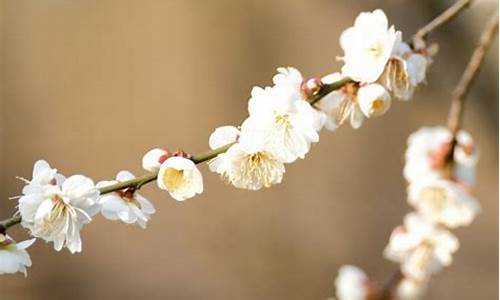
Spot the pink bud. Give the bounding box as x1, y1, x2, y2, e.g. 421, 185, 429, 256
300, 77, 323, 99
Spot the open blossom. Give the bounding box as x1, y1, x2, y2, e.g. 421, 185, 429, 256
18, 161, 100, 253
246, 67, 325, 163
340, 9, 399, 83
318, 73, 391, 130
97, 171, 155, 228
211, 119, 285, 190
208, 126, 240, 175
157, 156, 203, 201
408, 178, 480, 228
21, 160, 64, 195
384, 213, 459, 281
0, 234, 35, 276
382, 36, 429, 101
335, 265, 376, 300
404, 127, 479, 187
142, 148, 170, 172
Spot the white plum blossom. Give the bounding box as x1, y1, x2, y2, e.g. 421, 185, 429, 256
157, 156, 203, 201
357, 83, 392, 118
318, 73, 391, 130
407, 178, 480, 228
381, 36, 430, 101
20, 160, 64, 195
208, 126, 240, 175
246, 67, 325, 163
340, 9, 399, 83
0, 234, 35, 276
96, 171, 155, 228
384, 213, 459, 281
404, 127, 479, 187
142, 148, 170, 172
318, 73, 364, 130
18, 162, 100, 253
211, 119, 285, 190
335, 265, 375, 300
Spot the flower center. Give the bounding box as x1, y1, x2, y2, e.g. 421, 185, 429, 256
368, 42, 384, 58
162, 168, 185, 191
371, 99, 384, 112
275, 114, 292, 130
413, 242, 434, 274
48, 195, 71, 224
235, 151, 282, 189
420, 186, 448, 212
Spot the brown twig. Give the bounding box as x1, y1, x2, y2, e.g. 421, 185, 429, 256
447, 12, 499, 136
376, 269, 404, 300
414, 0, 473, 46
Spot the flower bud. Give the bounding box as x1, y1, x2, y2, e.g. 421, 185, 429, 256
357, 83, 391, 118
142, 148, 171, 172
300, 77, 323, 99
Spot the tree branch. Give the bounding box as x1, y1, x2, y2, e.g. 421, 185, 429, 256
414, 0, 473, 44
376, 269, 404, 300
0, 0, 475, 232
447, 12, 498, 136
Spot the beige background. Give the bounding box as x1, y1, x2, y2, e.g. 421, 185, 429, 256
0, 0, 498, 299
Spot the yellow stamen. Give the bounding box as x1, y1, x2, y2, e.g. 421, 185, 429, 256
163, 168, 185, 191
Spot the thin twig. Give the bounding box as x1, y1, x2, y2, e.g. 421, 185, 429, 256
0, 0, 474, 232
447, 12, 499, 136
414, 0, 473, 44
377, 269, 404, 300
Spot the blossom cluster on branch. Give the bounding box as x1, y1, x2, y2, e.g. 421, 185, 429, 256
333, 127, 480, 300
0, 5, 486, 300
331, 4, 500, 299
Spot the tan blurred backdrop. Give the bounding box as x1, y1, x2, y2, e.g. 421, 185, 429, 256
0, 0, 498, 299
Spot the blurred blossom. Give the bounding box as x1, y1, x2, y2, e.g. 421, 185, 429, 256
0, 234, 35, 277
384, 213, 459, 281
407, 178, 480, 228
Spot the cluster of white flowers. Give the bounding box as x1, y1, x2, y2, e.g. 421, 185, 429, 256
383, 126, 480, 298
0, 9, 438, 278
332, 128, 480, 300
319, 9, 433, 130
0, 160, 157, 276
142, 9, 432, 199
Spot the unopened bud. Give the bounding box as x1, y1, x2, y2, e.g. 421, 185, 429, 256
142, 148, 171, 172
300, 77, 323, 99
172, 149, 192, 159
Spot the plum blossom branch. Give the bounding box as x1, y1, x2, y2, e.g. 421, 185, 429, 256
0, 0, 475, 235
333, 5, 497, 300
374, 12, 497, 300
99, 142, 237, 194
376, 270, 404, 300
447, 12, 499, 136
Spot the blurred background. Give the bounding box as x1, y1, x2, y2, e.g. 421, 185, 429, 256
0, 0, 498, 299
